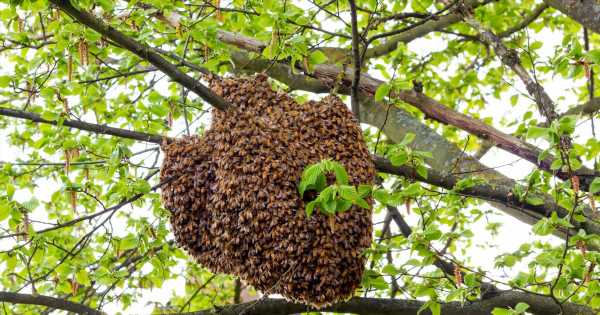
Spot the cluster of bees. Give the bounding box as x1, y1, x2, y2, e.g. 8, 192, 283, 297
160, 74, 375, 306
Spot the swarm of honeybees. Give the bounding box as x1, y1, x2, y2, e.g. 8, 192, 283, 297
160, 74, 375, 306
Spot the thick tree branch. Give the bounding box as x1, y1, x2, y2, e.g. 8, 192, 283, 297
0, 291, 103, 315
179, 295, 593, 315
374, 156, 600, 236
394, 90, 598, 190
49, 0, 230, 111
562, 97, 600, 117
147, 1, 587, 191
305, 63, 598, 190
544, 0, 600, 35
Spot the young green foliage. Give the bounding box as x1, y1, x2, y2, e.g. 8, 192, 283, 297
298, 159, 371, 217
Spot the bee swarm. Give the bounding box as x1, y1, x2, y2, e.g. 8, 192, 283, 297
160, 74, 375, 306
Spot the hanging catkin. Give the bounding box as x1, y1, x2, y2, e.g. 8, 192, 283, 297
160, 74, 374, 306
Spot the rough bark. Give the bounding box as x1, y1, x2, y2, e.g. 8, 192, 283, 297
0, 291, 103, 315
545, 0, 600, 35
179, 295, 593, 315
374, 156, 600, 236
562, 97, 600, 117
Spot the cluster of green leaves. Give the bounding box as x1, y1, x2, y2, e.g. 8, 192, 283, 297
511, 169, 549, 206
527, 115, 584, 169
385, 133, 431, 178
298, 159, 371, 217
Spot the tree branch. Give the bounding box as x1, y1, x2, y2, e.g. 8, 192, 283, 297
562, 97, 600, 117
0, 291, 103, 315
0, 106, 164, 144
463, 13, 559, 123
48, 0, 230, 111
0, 170, 161, 240
496, 3, 548, 38
374, 156, 600, 237
348, 0, 362, 119
363, 0, 491, 59
393, 89, 598, 190
178, 294, 593, 315
544, 0, 600, 35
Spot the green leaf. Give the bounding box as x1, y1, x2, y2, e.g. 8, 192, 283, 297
557, 115, 577, 135
306, 200, 317, 217
491, 308, 514, 315
514, 302, 529, 313
302, 163, 322, 186
314, 173, 327, 192
533, 218, 554, 236
550, 158, 563, 170
382, 264, 399, 275
0, 75, 11, 88
424, 227, 442, 241
308, 50, 328, 65
401, 183, 421, 197
120, 235, 138, 250
527, 126, 549, 139
321, 199, 337, 215
587, 49, 600, 64
373, 188, 390, 204
0, 200, 10, 221
97, 0, 113, 11
375, 83, 391, 101
336, 199, 353, 212
357, 184, 372, 197
332, 164, 349, 185
526, 196, 544, 206
389, 151, 409, 166
75, 269, 91, 286
510, 94, 519, 106
400, 133, 415, 146
339, 185, 359, 201
354, 197, 370, 209
21, 198, 39, 211
590, 177, 600, 194
429, 301, 441, 315
415, 165, 428, 178
133, 180, 151, 194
